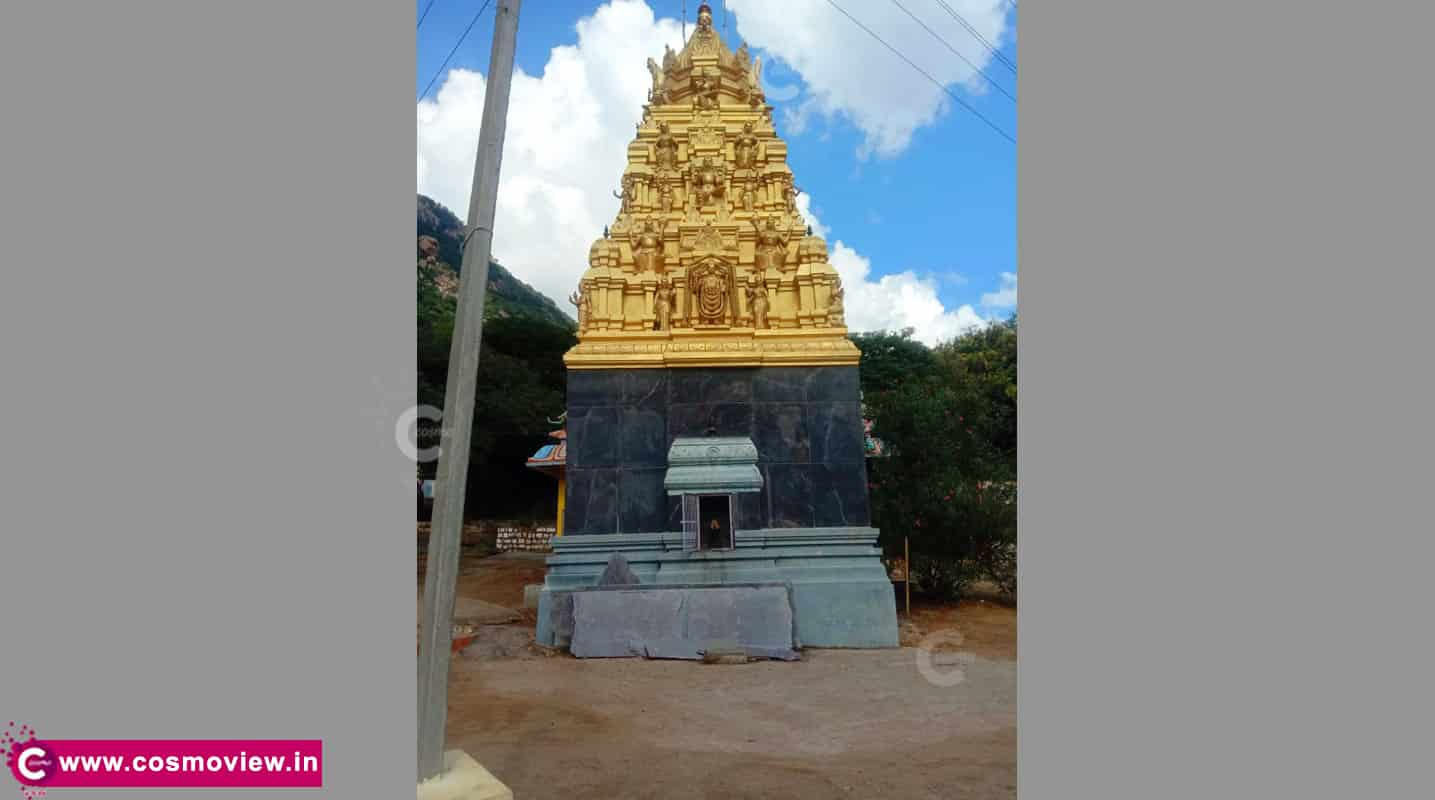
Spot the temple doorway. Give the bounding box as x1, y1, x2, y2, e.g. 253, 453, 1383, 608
699, 494, 733, 550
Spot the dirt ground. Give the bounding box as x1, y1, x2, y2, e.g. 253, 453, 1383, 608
420, 545, 1016, 799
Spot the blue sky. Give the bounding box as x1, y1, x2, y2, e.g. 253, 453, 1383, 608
416, 0, 1016, 343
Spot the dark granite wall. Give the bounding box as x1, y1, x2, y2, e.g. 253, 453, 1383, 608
564, 366, 871, 534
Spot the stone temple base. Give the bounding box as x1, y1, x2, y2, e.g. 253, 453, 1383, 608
536, 527, 899, 650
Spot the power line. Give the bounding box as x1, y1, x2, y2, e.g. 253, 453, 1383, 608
417, 0, 438, 31
890, 0, 1014, 104
934, 0, 1017, 74
418, 0, 494, 102
823, 0, 1015, 145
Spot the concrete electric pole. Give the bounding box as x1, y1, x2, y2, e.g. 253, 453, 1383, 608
417, 0, 522, 783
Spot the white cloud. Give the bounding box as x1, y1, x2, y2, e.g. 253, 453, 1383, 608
981, 271, 1017, 310
417, 0, 684, 306
726, 0, 1012, 158
416, 0, 1012, 344
796, 198, 998, 346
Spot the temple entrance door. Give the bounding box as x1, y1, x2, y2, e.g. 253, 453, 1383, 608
698, 494, 733, 550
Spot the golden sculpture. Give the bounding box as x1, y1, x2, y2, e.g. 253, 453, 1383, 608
655, 275, 676, 331
653, 122, 678, 172
827, 279, 846, 327
735, 122, 760, 169
693, 69, 721, 112
614, 174, 637, 213
658, 179, 675, 214
629, 219, 667, 273
568, 288, 590, 333
753, 216, 792, 272
564, 2, 857, 369
689, 156, 726, 209
746, 271, 770, 330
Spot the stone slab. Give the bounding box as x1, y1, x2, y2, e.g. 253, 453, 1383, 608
536, 527, 899, 649
569, 584, 794, 659
417, 751, 512, 800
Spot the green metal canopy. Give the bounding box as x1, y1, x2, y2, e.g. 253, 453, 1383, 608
663, 436, 764, 495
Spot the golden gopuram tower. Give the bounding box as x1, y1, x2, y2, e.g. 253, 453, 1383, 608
537, 4, 899, 655
563, 3, 857, 369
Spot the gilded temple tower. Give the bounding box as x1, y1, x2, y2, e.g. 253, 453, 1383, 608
537, 5, 897, 654
563, 4, 853, 365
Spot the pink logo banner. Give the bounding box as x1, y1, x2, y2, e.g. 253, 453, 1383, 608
7, 738, 322, 790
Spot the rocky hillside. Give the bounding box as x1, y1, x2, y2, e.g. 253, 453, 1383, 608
417, 194, 574, 328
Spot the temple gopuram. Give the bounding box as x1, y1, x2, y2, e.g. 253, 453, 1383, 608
535, 5, 898, 654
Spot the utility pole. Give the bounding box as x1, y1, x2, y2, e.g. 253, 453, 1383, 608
417, 0, 522, 783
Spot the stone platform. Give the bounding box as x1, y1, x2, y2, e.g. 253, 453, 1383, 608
568, 583, 796, 659
536, 527, 899, 650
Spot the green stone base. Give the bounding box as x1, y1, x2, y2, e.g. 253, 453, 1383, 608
535, 527, 899, 649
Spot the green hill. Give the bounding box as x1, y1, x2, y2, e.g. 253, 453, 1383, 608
417, 194, 574, 327
416, 194, 576, 519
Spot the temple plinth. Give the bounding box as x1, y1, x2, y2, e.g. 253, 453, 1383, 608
537, 4, 898, 653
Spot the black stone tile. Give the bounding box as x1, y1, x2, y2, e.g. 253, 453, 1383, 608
619, 468, 668, 534
812, 463, 871, 527
565, 468, 618, 535
752, 367, 812, 403
622, 370, 668, 409
754, 403, 810, 464
620, 407, 668, 468
736, 491, 765, 531
808, 366, 861, 404
567, 370, 621, 408
666, 495, 683, 531
669, 368, 754, 404
809, 401, 865, 464
668, 402, 753, 439
568, 406, 620, 467
767, 464, 815, 528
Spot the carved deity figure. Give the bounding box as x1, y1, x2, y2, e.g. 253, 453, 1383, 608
698, 270, 727, 324
746, 272, 770, 329
827, 280, 846, 327
752, 216, 792, 272
654, 276, 676, 331
693, 69, 720, 112
613, 174, 637, 213
740, 181, 754, 212
734, 122, 760, 169
646, 57, 667, 104
658, 180, 675, 214
690, 157, 725, 208
569, 288, 590, 332
785, 181, 800, 213
629, 219, 666, 273
653, 122, 678, 172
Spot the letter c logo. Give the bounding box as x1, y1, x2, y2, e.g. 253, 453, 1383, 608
17, 745, 49, 781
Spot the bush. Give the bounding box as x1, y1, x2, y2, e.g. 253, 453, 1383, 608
910, 554, 982, 602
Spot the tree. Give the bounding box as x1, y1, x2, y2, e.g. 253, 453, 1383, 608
416, 253, 577, 519
856, 324, 1017, 601
935, 315, 1016, 466
851, 328, 939, 396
